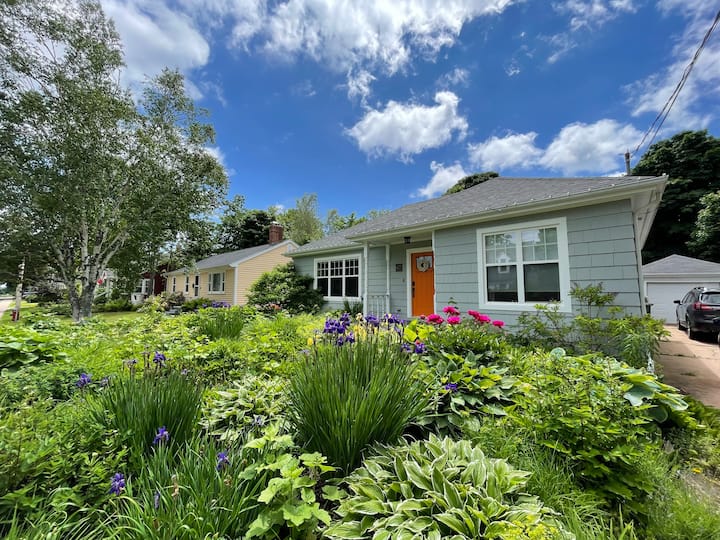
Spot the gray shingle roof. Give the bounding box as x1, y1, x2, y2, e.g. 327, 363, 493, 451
643, 254, 720, 275
289, 175, 666, 256
168, 240, 296, 274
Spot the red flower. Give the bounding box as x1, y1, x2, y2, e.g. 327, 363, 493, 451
442, 306, 460, 315
447, 316, 461, 325
426, 314, 444, 324
492, 320, 505, 328
477, 314, 491, 323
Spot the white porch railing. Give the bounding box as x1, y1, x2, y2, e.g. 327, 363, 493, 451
366, 294, 390, 316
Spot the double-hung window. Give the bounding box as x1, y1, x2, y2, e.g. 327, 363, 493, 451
184, 276, 190, 294
479, 218, 569, 310
315, 256, 360, 299
208, 272, 225, 294
193, 275, 200, 297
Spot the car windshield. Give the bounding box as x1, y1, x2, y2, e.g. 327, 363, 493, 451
700, 293, 720, 304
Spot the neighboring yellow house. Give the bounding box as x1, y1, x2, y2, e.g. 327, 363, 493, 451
165, 238, 298, 306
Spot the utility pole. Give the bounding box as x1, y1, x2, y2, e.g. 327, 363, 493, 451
624, 150, 631, 175
13, 256, 25, 322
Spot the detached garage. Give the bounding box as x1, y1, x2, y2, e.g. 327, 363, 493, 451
643, 255, 720, 323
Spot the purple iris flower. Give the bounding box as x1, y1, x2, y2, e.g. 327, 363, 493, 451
153, 351, 166, 366
414, 341, 426, 354
76, 373, 91, 388
109, 472, 125, 495
153, 426, 170, 445
154, 490, 161, 509
444, 382, 459, 392
216, 451, 231, 470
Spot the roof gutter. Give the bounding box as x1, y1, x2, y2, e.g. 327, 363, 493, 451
347, 176, 668, 242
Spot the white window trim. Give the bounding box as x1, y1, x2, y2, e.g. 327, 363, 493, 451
314, 253, 362, 301
208, 271, 225, 294
476, 217, 571, 312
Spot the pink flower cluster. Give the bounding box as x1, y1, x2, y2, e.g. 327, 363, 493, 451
421, 307, 505, 329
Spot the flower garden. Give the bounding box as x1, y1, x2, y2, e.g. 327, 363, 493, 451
1, 303, 719, 539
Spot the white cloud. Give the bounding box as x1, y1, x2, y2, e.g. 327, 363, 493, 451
553, 0, 637, 31
539, 119, 640, 174
468, 119, 641, 175
468, 132, 542, 170
101, 1, 210, 90
504, 62, 520, 76
346, 69, 376, 105
231, 0, 514, 75
205, 146, 235, 176
345, 91, 468, 161
626, 2, 720, 136
437, 67, 470, 88
416, 161, 469, 198
546, 1, 637, 63
291, 80, 317, 97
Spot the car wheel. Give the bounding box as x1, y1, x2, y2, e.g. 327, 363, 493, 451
677, 318, 683, 330
687, 318, 699, 340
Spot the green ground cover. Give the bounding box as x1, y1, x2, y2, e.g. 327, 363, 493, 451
0, 303, 718, 539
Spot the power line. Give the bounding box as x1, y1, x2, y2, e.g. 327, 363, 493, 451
631, 7, 720, 159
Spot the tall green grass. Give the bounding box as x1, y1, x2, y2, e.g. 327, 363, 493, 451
102, 436, 269, 539
288, 336, 427, 472
88, 371, 204, 469
193, 306, 256, 340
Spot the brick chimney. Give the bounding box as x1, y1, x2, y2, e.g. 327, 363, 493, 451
268, 222, 284, 244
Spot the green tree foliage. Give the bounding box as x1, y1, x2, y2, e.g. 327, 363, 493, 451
445, 171, 499, 194
0, 0, 227, 320
688, 190, 720, 262
217, 196, 277, 252
324, 209, 366, 235
247, 262, 324, 314
632, 130, 720, 262
279, 193, 323, 245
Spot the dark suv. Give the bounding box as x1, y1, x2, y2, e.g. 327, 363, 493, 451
675, 287, 720, 339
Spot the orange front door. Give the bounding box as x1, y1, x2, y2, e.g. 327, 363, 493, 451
411, 251, 435, 316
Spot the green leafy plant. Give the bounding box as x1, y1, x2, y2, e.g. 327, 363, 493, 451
325, 434, 573, 539
0, 326, 67, 370
0, 399, 126, 532
417, 351, 520, 435
515, 283, 668, 368
191, 305, 257, 340
511, 349, 661, 510
288, 335, 427, 472
106, 427, 332, 540
87, 370, 204, 469
247, 262, 324, 314
202, 375, 289, 441
181, 297, 214, 311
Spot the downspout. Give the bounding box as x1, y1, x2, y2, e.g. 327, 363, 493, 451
363, 243, 369, 313
385, 244, 390, 314
431, 230, 437, 313
632, 212, 646, 316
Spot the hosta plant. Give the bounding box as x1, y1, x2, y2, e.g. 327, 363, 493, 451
325, 434, 573, 540
202, 374, 289, 441
417, 350, 521, 435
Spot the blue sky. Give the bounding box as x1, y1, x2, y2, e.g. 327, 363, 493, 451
101, 0, 720, 219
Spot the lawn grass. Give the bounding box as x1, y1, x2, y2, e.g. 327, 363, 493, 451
0, 302, 142, 324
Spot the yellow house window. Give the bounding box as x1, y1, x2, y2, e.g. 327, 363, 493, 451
209, 272, 225, 293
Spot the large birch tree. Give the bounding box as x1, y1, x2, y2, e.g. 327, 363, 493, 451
0, 0, 227, 320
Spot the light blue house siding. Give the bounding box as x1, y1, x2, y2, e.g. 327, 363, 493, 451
432, 200, 641, 326
293, 200, 642, 322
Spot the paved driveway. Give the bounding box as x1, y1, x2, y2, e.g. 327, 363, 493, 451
657, 325, 720, 409
0, 296, 14, 320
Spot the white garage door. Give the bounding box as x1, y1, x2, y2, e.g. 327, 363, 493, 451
646, 281, 719, 322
